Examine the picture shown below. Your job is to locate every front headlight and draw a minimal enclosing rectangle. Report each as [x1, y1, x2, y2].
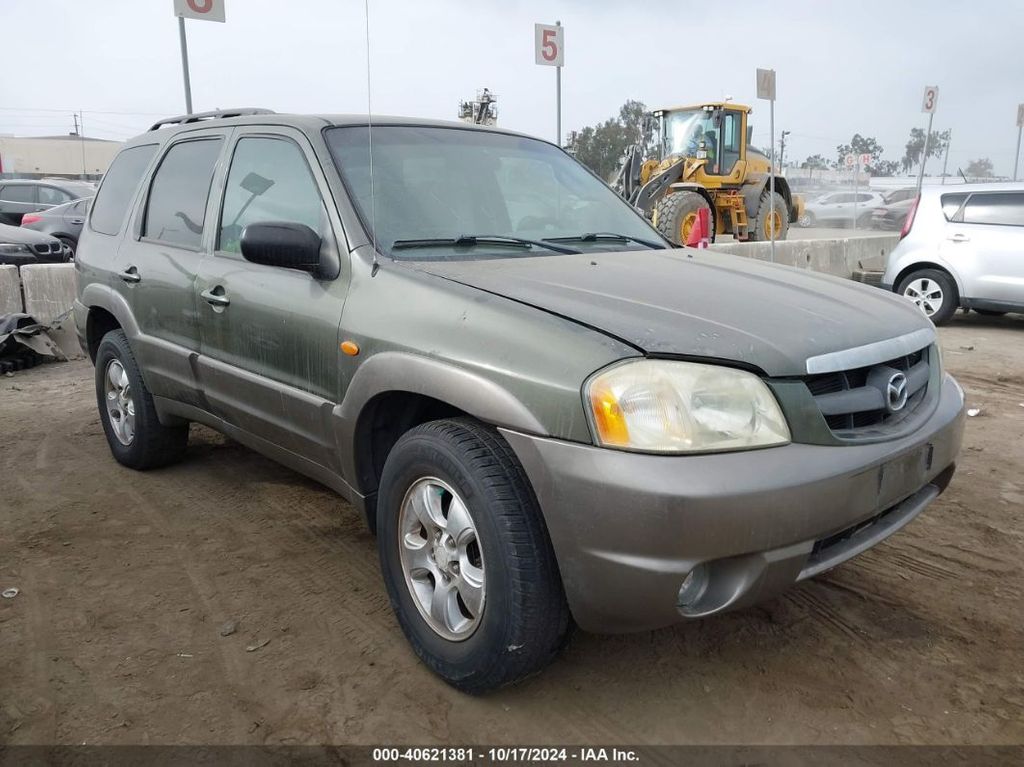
[585, 360, 790, 453]
[0, 244, 32, 255]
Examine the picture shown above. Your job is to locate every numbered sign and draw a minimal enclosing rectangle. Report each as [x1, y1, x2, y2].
[535, 23, 564, 67]
[921, 86, 939, 114]
[756, 68, 776, 101]
[173, 0, 226, 23]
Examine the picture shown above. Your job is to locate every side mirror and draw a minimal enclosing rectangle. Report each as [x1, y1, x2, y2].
[240, 222, 321, 273]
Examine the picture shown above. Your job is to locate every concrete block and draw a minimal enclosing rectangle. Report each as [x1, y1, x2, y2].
[709, 235, 900, 280]
[19, 263, 82, 359]
[0, 264, 21, 315]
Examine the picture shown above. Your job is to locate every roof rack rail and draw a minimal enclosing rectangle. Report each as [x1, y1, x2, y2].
[148, 108, 276, 132]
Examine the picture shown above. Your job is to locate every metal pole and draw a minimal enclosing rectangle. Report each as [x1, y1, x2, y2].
[555, 20, 562, 146]
[178, 16, 194, 115]
[941, 129, 951, 185]
[78, 111, 87, 179]
[769, 92, 775, 263]
[1014, 125, 1022, 182]
[915, 111, 934, 194]
[853, 159, 858, 230]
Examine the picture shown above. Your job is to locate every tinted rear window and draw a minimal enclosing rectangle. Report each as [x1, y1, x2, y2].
[143, 139, 222, 249]
[962, 192, 1024, 226]
[90, 144, 158, 235]
[0, 184, 36, 203]
[940, 193, 968, 221]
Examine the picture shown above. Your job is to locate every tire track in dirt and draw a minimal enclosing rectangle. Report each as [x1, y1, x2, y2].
[784, 584, 868, 645]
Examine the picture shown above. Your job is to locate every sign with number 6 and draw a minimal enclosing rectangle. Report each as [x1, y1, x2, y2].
[535, 23, 564, 67]
[173, 0, 226, 23]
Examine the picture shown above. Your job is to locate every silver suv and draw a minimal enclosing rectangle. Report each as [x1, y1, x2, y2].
[883, 183, 1024, 325]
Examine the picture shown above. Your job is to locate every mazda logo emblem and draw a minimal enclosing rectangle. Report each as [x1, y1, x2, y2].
[886, 372, 908, 412]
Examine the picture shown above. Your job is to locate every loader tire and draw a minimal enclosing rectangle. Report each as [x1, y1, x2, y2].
[750, 191, 790, 242]
[653, 191, 713, 247]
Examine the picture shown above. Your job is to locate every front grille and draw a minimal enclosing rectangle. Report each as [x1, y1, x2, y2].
[803, 346, 930, 435]
[31, 242, 59, 255]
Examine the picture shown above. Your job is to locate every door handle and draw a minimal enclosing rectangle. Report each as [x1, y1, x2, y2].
[70, 218, 85, 225]
[118, 266, 141, 284]
[201, 286, 230, 307]
[948, 233, 970, 243]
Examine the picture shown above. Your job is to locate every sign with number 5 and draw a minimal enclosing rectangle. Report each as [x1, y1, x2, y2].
[535, 23, 564, 67]
[173, 0, 226, 23]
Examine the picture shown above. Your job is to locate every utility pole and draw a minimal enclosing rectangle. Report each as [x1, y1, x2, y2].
[940, 130, 951, 185]
[178, 16, 194, 114]
[555, 20, 562, 146]
[779, 130, 790, 171]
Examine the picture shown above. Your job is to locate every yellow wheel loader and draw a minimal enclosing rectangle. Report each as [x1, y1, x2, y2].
[612, 103, 804, 244]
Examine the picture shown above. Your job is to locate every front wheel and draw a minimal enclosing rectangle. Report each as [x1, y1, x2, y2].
[377, 418, 571, 693]
[798, 211, 815, 228]
[896, 268, 959, 326]
[652, 191, 713, 246]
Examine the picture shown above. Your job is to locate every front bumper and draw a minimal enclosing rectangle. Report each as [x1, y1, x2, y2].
[500, 373, 965, 633]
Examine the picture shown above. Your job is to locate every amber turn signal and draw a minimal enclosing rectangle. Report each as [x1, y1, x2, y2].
[340, 340, 360, 356]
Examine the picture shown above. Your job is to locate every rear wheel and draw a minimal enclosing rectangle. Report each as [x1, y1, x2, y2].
[94, 329, 189, 469]
[749, 191, 790, 241]
[897, 268, 959, 326]
[377, 418, 571, 693]
[798, 211, 815, 228]
[652, 191, 712, 246]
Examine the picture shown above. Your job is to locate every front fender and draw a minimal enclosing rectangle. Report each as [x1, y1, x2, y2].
[332, 351, 549, 489]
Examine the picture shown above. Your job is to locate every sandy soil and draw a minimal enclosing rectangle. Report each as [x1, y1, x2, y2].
[1, 314, 1022, 746]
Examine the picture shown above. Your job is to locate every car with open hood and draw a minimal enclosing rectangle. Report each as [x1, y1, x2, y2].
[73, 109, 964, 693]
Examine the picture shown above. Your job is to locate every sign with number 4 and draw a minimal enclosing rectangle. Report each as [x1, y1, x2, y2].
[535, 23, 563, 67]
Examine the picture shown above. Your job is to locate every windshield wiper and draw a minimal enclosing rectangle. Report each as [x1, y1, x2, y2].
[392, 234, 581, 254]
[544, 232, 667, 250]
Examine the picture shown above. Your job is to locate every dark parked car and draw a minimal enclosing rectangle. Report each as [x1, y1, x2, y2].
[0, 222, 71, 265]
[0, 179, 95, 225]
[20, 197, 91, 257]
[872, 196, 915, 231]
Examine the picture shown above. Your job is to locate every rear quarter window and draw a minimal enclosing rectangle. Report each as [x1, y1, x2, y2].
[961, 192, 1024, 226]
[90, 144, 158, 235]
[940, 193, 968, 221]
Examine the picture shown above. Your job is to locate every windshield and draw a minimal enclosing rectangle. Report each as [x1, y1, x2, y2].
[325, 126, 665, 259]
[662, 109, 715, 157]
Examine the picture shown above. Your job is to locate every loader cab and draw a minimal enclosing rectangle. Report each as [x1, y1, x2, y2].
[655, 103, 749, 182]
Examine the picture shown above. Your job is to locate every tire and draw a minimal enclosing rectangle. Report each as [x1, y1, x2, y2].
[377, 417, 572, 694]
[94, 329, 188, 469]
[652, 191, 712, 246]
[896, 268, 959, 326]
[975, 309, 1006, 317]
[57, 237, 76, 261]
[798, 211, 815, 228]
[749, 191, 790, 241]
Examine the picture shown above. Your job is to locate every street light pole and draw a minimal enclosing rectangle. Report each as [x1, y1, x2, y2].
[178, 16, 194, 115]
[555, 20, 562, 146]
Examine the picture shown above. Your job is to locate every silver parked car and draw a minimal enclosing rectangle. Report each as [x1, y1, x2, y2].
[799, 190, 885, 228]
[882, 183, 1024, 325]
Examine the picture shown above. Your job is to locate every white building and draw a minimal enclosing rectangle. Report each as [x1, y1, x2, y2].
[0, 135, 122, 180]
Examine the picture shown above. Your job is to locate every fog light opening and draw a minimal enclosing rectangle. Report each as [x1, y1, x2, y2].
[677, 563, 709, 608]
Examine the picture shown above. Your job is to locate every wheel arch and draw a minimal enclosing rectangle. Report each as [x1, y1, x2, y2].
[82, 283, 138, 362]
[333, 352, 549, 528]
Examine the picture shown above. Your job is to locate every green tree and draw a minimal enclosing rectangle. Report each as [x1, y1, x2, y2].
[835, 134, 884, 170]
[965, 157, 994, 177]
[566, 100, 647, 180]
[801, 154, 830, 170]
[872, 159, 902, 177]
[901, 128, 951, 173]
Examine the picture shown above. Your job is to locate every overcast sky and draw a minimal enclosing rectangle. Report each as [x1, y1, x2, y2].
[2, 0, 1021, 176]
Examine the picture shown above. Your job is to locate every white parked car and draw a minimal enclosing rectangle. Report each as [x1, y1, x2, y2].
[798, 191, 885, 228]
[882, 183, 1024, 325]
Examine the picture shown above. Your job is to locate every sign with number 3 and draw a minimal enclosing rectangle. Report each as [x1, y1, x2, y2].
[535, 23, 564, 67]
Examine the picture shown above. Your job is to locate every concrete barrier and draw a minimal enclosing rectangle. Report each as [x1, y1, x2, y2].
[0, 265, 21, 315]
[709, 235, 899, 279]
[19, 263, 82, 359]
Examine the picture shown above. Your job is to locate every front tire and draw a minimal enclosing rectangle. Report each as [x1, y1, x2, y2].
[377, 418, 571, 693]
[652, 191, 713, 246]
[896, 268, 959, 326]
[798, 211, 815, 228]
[94, 329, 188, 469]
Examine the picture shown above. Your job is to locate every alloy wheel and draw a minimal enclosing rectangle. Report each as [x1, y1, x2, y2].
[103, 359, 136, 446]
[903, 277, 943, 317]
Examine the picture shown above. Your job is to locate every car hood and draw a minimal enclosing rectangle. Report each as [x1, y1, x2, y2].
[0, 223, 58, 246]
[414, 248, 933, 377]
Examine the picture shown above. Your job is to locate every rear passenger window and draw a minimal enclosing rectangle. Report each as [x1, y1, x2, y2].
[961, 192, 1024, 226]
[144, 139, 222, 249]
[91, 144, 158, 235]
[940, 193, 967, 221]
[38, 187, 69, 205]
[217, 137, 326, 253]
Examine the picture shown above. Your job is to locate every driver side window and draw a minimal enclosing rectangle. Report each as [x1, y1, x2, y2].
[218, 136, 326, 253]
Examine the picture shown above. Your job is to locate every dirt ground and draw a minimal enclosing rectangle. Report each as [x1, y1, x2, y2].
[1, 314, 1022, 747]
